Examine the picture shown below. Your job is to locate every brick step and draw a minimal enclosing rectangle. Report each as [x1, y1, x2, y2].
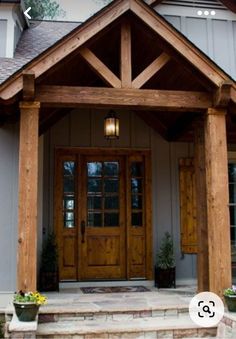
[36, 315, 217, 338]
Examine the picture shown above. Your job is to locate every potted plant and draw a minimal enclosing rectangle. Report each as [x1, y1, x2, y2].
[13, 291, 47, 322]
[224, 286, 236, 312]
[155, 232, 176, 288]
[39, 233, 59, 292]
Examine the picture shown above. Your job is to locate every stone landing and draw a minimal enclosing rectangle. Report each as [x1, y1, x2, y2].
[5, 291, 217, 338]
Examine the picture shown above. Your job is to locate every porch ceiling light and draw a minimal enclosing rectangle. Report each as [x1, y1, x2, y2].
[104, 110, 119, 140]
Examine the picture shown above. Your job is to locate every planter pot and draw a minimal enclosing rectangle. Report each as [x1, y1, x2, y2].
[224, 295, 236, 312]
[155, 266, 176, 288]
[13, 302, 39, 322]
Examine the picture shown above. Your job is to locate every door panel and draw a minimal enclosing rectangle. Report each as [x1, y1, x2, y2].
[127, 155, 147, 279]
[55, 155, 77, 280]
[80, 156, 126, 280]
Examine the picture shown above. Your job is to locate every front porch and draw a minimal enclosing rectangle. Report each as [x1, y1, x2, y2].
[0, 0, 236, 296]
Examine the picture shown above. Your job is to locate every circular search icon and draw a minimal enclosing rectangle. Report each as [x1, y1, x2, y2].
[189, 292, 224, 328]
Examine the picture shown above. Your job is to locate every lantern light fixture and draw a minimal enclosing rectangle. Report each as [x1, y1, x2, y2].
[104, 110, 119, 140]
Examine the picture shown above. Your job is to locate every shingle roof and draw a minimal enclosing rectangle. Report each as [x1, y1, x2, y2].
[0, 21, 79, 85]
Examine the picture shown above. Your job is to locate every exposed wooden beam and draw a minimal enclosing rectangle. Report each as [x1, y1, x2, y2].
[79, 47, 121, 88]
[214, 81, 232, 107]
[132, 53, 170, 89]
[130, 0, 227, 87]
[36, 85, 212, 111]
[17, 101, 40, 291]
[194, 118, 209, 292]
[205, 108, 231, 296]
[232, 86, 236, 104]
[121, 20, 132, 88]
[135, 111, 168, 139]
[220, 0, 236, 13]
[23, 71, 35, 101]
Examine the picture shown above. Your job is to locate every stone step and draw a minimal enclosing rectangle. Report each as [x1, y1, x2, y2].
[6, 292, 191, 324]
[36, 315, 217, 338]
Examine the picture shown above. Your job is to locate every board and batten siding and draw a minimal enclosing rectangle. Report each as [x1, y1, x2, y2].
[0, 125, 19, 291]
[43, 109, 196, 284]
[0, 19, 7, 57]
[154, 9, 236, 80]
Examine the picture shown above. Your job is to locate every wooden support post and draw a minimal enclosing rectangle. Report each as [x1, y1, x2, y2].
[17, 101, 40, 291]
[205, 108, 231, 296]
[194, 118, 209, 292]
[121, 20, 132, 88]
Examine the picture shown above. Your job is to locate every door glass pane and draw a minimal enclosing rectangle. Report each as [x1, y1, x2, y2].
[65, 221, 74, 228]
[63, 160, 76, 229]
[63, 177, 74, 193]
[64, 198, 74, 210]
[229, 164, 236, 183]
[87, 160, 120, 228]
[88, 179, 102, 193]
[87, 162, 102, 177]
[131, 162, 143, 177]
[104, 179, 119, 193]
[132, 195, 142, 209]
[104, 213, 119, 226]
[88, 213, 102, 227]
[132, 212, 143, 226]
[105, 196, 119, 209]
[88, 196, 102, 210]
[65, 212, 74, 221]
[64, 161, 75, 175]
[131, 179, 142, 193]
[104, 162, 119, 176]
[229, 184, 236, 204]
[230, 206, 236, 226]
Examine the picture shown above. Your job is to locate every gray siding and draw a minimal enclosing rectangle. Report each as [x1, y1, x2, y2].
[43, 110, 196, 284]
[14, 21, 22, 50]
[164, 15, 236, 80]
[0, 125, 19, 291]
[0, 19, 7, 57]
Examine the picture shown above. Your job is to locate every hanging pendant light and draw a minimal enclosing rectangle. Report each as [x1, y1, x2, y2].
[104, 110, 119, 140]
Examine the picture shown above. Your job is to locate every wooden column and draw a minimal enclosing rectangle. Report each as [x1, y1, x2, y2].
[17, 101, 40, 291]
[205, 108, 231, 296]
[194, 118, 209, 292]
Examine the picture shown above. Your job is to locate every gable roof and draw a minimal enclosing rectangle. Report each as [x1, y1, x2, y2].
[0, 0, 235, 103]
[0, 21, 79, 85]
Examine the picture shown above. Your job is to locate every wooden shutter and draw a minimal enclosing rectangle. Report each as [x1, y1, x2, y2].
[179, 158, 197, 254]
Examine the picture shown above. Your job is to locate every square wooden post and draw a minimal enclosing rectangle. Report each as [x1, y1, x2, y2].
[194, 118, 209, 292]
[17, 101, 40, 291]
[205, 108, 232, 295]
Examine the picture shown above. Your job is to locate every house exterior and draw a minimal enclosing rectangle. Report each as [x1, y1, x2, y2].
[0, 0, 236, 298]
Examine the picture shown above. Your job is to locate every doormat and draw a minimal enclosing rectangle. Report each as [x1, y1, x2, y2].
[80, 286, 150, 294]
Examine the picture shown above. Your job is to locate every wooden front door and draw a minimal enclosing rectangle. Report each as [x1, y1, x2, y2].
[80, 155, 126, 280]
[55, 149, 152, 281]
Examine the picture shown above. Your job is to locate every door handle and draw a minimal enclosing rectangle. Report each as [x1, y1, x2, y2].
[81, 220, 86, 243]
